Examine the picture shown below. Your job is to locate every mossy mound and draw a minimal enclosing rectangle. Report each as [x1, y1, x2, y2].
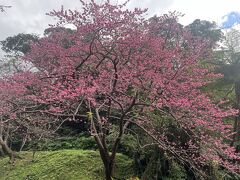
[0, 150, 134, 180]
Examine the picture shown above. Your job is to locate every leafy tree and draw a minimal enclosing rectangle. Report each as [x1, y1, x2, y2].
[186, 19, 223, 47]
[0, 34, 39, 75]
[0, 72, 66, 161]
[215, 29, 240, 152]
[187, 19, 240, 154]
[0, 33, 38, 55]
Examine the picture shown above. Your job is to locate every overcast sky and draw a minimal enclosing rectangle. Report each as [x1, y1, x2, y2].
[0, 0, 240, 41]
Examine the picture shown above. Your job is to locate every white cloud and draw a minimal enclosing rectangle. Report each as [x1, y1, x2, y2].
[166, 0, 240, 25]
[0, 0, 80, 40]
[0, 0, 240, 42]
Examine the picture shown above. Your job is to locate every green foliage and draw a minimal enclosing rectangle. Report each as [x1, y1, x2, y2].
[0, 33, 38, 54]
[202, 81, 235, 101]
[167, 161, 188, 180]
[139, 147, 187, 180]
[205, 160, 240, 180]
[187, 19, 223, 44]
[107, 130, 138, 157]
[106, 123, 188, 179]
[0, 150, 134, 180]
[118, 134, 139, 156]
[26, 136, 97, 151]
[106, 115, 190, 179]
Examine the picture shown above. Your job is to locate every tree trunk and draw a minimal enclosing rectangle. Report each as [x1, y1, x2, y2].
[90, 107, 130, 180]
[20, 136, 27, 152]
[0, 144, 5, 156]
[0, 138, 18, 163]
[94, 137, 114, 180]
[90, 111, 117, 180]
[235, 119, 240, 153]
[233, 81, 240, 152]
[104, 161, 113, 180]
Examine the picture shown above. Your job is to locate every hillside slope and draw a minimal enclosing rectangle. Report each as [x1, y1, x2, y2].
[0, 150, 134, 180]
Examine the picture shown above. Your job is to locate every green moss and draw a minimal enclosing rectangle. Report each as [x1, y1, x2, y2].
[0, 150, 134, 180]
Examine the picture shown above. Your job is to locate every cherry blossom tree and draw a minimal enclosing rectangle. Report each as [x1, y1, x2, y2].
[0, 71, 67, 161]
[1, 0, 239, 178]
[0, 72, 32, 161]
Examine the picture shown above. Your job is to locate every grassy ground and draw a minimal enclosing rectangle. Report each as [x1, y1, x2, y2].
[0, 150, 135, 180]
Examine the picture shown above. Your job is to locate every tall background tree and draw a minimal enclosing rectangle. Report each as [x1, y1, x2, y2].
[0, 34, 38, 75]
[187, 19, 240, 152]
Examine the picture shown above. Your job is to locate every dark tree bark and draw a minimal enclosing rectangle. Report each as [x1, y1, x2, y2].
[0, 123, 19, 163]
[91, 109, 131, 180]
[0, 138, 18, 162]
[0, 144, 5, 156]
[232, 80, 240, 152]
